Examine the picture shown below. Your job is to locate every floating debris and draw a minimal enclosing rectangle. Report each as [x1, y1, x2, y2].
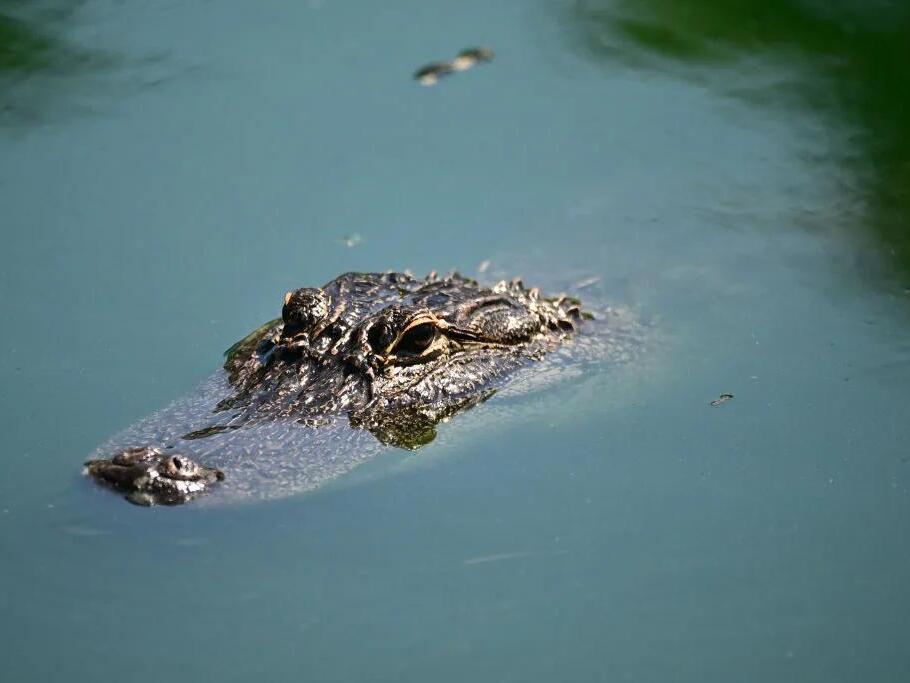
[710, 393, 734, 406]
[414, 46, 494, 86]
[175, 537, 210, 547]
[60, 525, 111, 537]
[463, 549, 568, 566]
[413, 62, 455, 86]
[573, 275, 601, 290]
[451, 47, 495, 71]
[477, 259, 491, 274]
[339, 233, 362, 248]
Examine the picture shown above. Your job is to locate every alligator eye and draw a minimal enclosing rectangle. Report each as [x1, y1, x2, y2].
[367, 322, 394, 353]
[392, 323, 438, 356]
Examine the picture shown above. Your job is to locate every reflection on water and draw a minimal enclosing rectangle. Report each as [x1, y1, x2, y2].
[564, 0, 910, 287]
[0, 10, 58, 73]
[0, 1, 107, 123]
[0, 1, 182, 126]
[0, 0, 99, 72]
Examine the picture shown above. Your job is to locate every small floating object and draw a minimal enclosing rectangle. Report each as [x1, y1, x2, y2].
[710, 393, 734, 407]
[451, 47, 495, 71]
[340, 233, 362, 248]
[61, 525, 111, 537]
[573, 275, 601, 290]
[413, 62, 456, 86]
[413, 46, 494, 86]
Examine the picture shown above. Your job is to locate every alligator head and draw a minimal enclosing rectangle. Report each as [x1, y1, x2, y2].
[218, 272, 588, 448]
[85, 271, 591, 505]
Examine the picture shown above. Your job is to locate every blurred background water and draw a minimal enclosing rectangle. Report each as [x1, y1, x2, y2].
[1, 0, 909, 680]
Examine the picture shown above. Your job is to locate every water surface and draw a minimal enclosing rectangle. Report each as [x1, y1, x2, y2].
[1, 1, 909, 681]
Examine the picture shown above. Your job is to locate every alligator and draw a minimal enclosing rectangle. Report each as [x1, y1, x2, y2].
[84, 270, 635, 506]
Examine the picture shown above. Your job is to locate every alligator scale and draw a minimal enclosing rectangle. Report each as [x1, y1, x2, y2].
[85, 271, 634, 506]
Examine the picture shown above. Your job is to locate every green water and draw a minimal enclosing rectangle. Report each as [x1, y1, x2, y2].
[1, 0, 909, 680]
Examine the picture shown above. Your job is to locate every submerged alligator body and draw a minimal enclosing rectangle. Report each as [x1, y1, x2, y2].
[85, 271, 636, 506]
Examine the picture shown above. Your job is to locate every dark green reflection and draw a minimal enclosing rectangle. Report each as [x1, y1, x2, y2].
[0, 2, 113, 123]
[0, 12, 56, 72]
[0, 1, 106, 74]
[565, 0, 910, 286]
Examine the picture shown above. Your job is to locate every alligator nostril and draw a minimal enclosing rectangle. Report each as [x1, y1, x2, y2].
[172, 456, 186, 469]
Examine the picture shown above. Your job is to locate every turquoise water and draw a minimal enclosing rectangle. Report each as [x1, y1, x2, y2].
[2, 1, 910, 680]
